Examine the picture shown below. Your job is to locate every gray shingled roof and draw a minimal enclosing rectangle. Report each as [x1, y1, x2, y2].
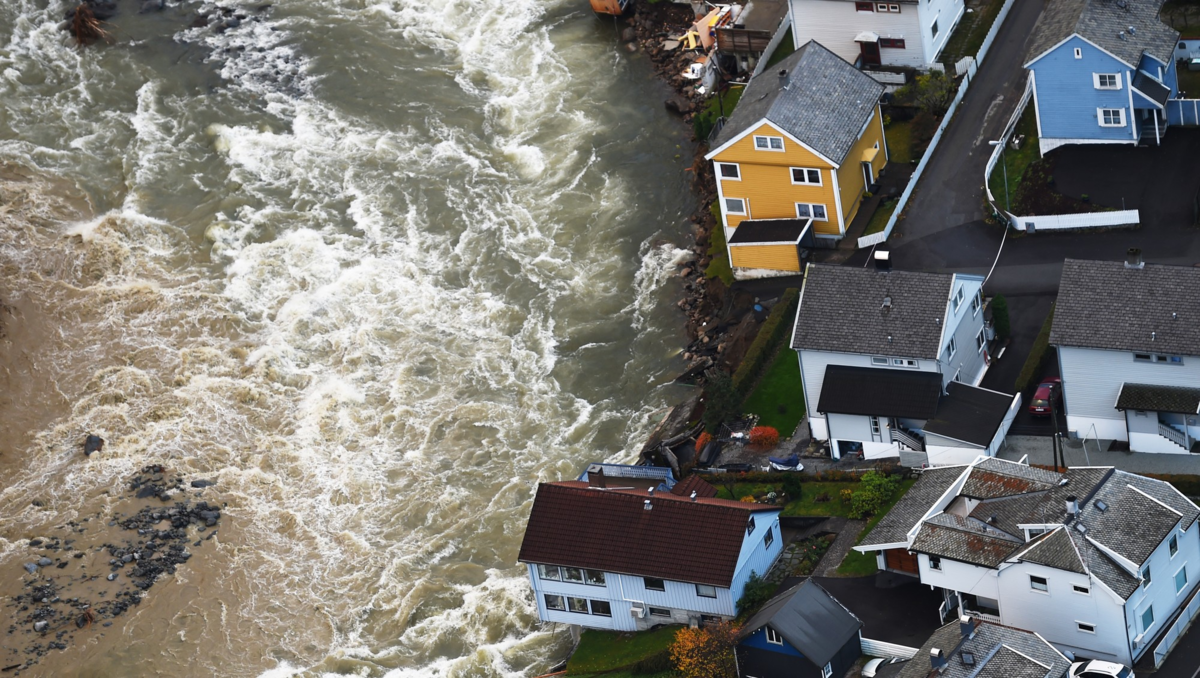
[740, 579, 862, 666]
[1075, 474, 1183, 565]
[1026, 0, 1178, 67]
[860, 466, 963, 546]
[973, 458, 1063, 484]
[969, 493, 1050, 540]
[1120, 470, 1200, 530]
[793, 265, 956, 359]
[962, 468, 1055, 500]
[1066, 528, 1141, 599]
[911, 520, 1022, 568]
[1050, 259, 1200, 355]
[897, 620, 1070, 678]
[1116, 383, 1200, 415]
[711, 41, 884, 165]
[1013, 527, 1086, 573]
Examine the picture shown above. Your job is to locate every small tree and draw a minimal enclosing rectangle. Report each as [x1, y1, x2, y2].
[695, 432, 714, 453]
[991, 294, 1011, 340]
[849, 470, 900, 519]
[671, 621, 740, 678]
[737, 571, 778, 617]
[748, 426, 779, 448]
[702, 371, 741, 434]
[911, 70, 955, 115]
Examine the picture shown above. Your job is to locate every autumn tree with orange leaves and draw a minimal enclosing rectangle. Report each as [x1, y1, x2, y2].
[670, 621, 739, 678]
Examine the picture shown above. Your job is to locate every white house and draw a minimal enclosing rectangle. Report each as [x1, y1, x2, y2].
[1051, 256, 1200, 453]
[790, 262, 1020, 463]
[857, 456, 1200, 667]
[786, 0, 964, 70]
[517, 467, 782, 632]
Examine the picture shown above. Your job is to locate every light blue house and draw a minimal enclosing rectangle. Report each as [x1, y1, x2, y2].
[517, 468, 783, 631]
[1024, 0, 1179, 155]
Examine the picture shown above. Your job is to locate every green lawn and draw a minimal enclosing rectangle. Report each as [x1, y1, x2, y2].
[740, 350, 805, 437]
[884, 121, 913, 164]
[765, 27, 795, 69]
[986, 105, 1038, 214]
[863, 199, 898, 237]
[715, 482, 860, 517]
[836, 478, 917, 576]
[939, 0, 1005, 67]
[566, 626, 680, 675]
[705, 201, 734, 286]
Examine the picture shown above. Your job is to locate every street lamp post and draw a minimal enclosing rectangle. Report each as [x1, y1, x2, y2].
[987, 139, 1010, 213]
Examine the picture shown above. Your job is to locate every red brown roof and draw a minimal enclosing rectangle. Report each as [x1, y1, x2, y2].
[670, 475, 719, 499]
[518, 482, 778, 587]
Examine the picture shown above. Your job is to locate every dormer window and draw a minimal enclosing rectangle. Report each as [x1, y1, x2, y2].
[754, 135, 785, 151]
[747, 516, 756, 534]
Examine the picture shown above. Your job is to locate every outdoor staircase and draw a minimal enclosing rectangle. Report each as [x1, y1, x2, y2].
[892, 427, 925, 452]
[1140, 120, 1166, 145]
[1159, 420, 1189, 450]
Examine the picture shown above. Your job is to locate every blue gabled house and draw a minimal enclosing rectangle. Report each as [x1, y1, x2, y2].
[1024, 0, 1179, 155]
[737, 580, 862, 678]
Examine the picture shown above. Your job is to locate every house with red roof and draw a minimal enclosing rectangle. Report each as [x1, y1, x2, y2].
[518, 470, 783, 631]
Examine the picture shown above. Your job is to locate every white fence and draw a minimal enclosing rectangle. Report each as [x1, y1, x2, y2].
[1153, 586, 1200, 667]
[857, 0, 1018, 248]
[1010, 210, 1140, 232]
[861, 637, 920, 659]
[869, 71, 908, 85]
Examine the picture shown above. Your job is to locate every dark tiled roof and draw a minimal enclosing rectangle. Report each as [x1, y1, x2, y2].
[670, 474, 719, 499]
[860, 466, 963, 546]
[1074, 475, 1182, 565]
[1025, 467, 1113, 526]
[969, 493, 1050, 540]
[973, 458, 1063, 485]
[926, 384, 1017, 447]
[728, 218, 812, 244]
[1067, 529, 1140, 599]
[1050, 259, 1200, 355]
[961, 469, 1054, 500]
[1116, 383, 1200, 415]
[1026, 0, 1178, 67]
[792, 264, 956, 360]
[816, 365, 942, 418]
[712, 41, 883, 164]
[1133, 71, 1171, 106]
[911, 519, 1021, 568]
[1121, 471, 1200, 530]
[1013, 527, 1085, 573]
[897, 620, 1070, 678]
[740, 580, 862, 666]
[518, 483, 777, 587]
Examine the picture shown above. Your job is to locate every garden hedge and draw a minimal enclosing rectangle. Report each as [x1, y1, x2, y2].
[732, 288, 800, 396]
[1015, 302, 1055, 393]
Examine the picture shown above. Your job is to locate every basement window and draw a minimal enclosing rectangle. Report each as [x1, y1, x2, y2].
[1077, 622, 1096, 634]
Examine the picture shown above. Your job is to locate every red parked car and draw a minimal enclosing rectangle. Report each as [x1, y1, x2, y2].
[1028, 377, 1062, 417]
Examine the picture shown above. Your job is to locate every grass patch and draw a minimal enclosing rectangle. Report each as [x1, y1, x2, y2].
[714, 482, 858, 516]
[741, 349, 805, 437]
[705, 201, 735, 286]
[1163, 1, 1200, 34]
[1178, 67, 1200, 99]
[939, 0, 1005, 67]
[566, 626, 680, 675]
[1014, 302, 1056, 393]
[986, 104, 1038, 214]
[836, 478, 918, 576]
[694, 85, 745, 140]
[765, 27, 795, 69]
[864, 199, 898, 237]
[884, 120, 913, 164]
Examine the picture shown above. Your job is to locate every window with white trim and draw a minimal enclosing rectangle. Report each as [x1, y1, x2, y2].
[1171, 535, 1179, 557]
[545, 594, 566, 610]
[953, 286, 965, 311]
[1030, 575, 1048, 592]
[931, 19, 939, 38]
[754, 135, 785, 151]
[764, 526, 774, 548]
[747, 516, 756, 534]
[947, 337, 957, 359]
[696, 584, 717, 598]
[716, 162, 741, 180]
[1176, 566, 1188, 593]
[929, 556, 942, 570]
[971, 291, 982, 317]
[1143, 565, 1152, 588]
[892, 358, 919, 368]
[976, 328, 986, 353]
[1142, 605, 1155, 632]
[1094, 73, 1120, 89]
[725, 197, 747, 215]
[1099, 108, 1125, 127]
[795, 203, 828, 221]
[790, 167, 822, 185]
[765, 626, 784, 645]
[871, 356, 889, 366]
[1077, 622, 1096, 634]
[822, 662, 834, 678]
[1074, 47, 1082, 59]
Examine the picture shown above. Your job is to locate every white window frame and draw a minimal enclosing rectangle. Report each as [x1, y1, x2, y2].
[953, 286, 965, 311]
[947, 337, 957, 359]
[1073, 584, 1090, 596]
[1077, 621, 1096, 634]
[1074, 47, 1083, 59]
[715, 162, 741, 181]
[1142, 605, 1155, 632]
[766, 626, 784, 645]
[1093, 73, 1121, 90]
[1098, 108, 1126, 127]
[1030, 575, 1049, 593]
[696, 584, 718, 598]
[649, 606, 671, 617]
[892, 358, 919, 369]
[753, 135, 785, 151]
[971, 291, 982, 317]
[764, 526, 774, 548]
[1176, 565, 1188, 594]
[931, 18, 939, 38]
[976, 328, 987, 353]
[1143, 565, 1152, 589]
[795, 202, 828, 221]
[822, 662, 834, 678]
[725, 197, 748, 216]
[876, 2, 899, 11]
[1171, 535, 1179, 558]
[929, 555, 942, 571]
[790, 167, 823, 186]
[871, 356, 890, 366]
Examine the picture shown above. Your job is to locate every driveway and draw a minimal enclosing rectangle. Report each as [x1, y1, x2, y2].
[780, 574, 945, 648]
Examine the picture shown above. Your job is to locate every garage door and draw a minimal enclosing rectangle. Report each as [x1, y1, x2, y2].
[884, 548, 919, 574]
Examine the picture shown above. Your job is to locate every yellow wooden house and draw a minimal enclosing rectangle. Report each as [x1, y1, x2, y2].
[705, 40, 888, 275]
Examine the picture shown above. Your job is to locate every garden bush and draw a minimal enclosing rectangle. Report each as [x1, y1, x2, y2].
[671, 622, 739, 678]
[732, 288, 800, 396]
[695, 432, 713, 453]
[991, 294, 1010, 340]
[780, 473, 804, 498]
[702, 371, 741, 433]
[736, 572, 777, 617]
[1015, 303, 1056, 393]
[749, 426, 779, 448]
[849, 470, 899, 519]
[814, 491, 831, 503]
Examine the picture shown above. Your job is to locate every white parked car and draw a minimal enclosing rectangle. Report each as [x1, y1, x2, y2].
[863, 657, 904, 678]
[1068, 660, 1132, 678]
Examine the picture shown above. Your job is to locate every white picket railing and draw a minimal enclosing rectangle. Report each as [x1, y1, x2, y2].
[1153, 586, 1200, 667]
[856, 0, 1018, 248]
[861, 637, 920, 659]
[1010, 210, 1140, 232]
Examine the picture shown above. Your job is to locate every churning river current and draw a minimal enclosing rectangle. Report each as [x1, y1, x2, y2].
[0, 0, 696, 675]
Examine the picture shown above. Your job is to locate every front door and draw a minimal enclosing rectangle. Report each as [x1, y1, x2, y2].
[862, 161, 875, 191]
[884, 548, 919, 574]
[859, 41, 881, 66]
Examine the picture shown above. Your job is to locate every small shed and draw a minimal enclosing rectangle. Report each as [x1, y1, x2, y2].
[737, 579, 862, 678]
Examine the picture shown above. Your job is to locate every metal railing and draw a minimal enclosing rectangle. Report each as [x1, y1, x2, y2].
[892, 428, 925, 452]
[1160, 421, 1188, 450]
[1154, 584, 1200, 667]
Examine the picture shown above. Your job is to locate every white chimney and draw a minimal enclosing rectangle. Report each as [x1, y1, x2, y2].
[644, 499, 652, 511]
[1066, 495, 1079, 516]
[690, 491, 698, 501]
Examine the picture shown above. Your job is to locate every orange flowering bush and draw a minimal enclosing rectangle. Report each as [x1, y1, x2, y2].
[748, 426, 779, 448]
[695, 432, 713, 453]
[670, 621, 739, 678]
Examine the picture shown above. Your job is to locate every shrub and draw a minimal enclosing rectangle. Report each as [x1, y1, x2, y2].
[671, 622, 739, 678]
[702, 371, 741, 433]
[1015, 303, 1056, 393]
[695, 432, 713, 453]
[780, 473, 804, 498]
[740, 495, 757, 503]
[749, 426, 780, 448]
[840, 489, 853, 504]
[904, 70, 955, 115]
[911, 110, 938, 155]
[731, 288, 801, 396]
[736, 571, 777, 617]
[991, 294, 1010, 340]
[705, 201, 735, 287]
[849, 470, 900, 519]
